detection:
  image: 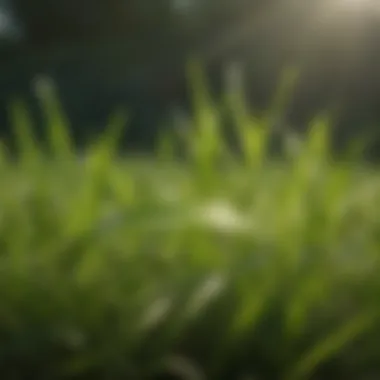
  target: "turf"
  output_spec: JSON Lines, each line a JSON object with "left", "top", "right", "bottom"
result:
{"left": 1, "top": 69, "right": 380, "bottom": 379}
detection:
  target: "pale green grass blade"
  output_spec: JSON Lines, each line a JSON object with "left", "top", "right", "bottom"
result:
{"left": 34, "top": 76, "right": 74, "bottom": 159}
{"left": 186, "top": 59, "right": 228, "bottom": 173}
{"left": 64, "top": 110, "right": 127, "bottom": 238}
{"left": 9, "top": 99, "right": 42, "bottom": 166}
{"left": 266, "top": 66, "right": 298, "bottom": 128}
{"left": 285, "top": 311, "right": 379, "bottom": 380}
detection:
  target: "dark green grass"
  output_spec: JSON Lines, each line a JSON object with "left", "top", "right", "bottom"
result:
{"left": 1, "top": 67, "right": 380, "bottom": 379}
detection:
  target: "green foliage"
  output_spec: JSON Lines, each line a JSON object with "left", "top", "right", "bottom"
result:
{"left": 1, "top": 73, "right": 380, "bottom": 379}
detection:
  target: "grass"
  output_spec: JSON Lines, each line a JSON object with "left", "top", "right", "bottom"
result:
{"left": 1, "top": 66, "right": 380, "bottom": 379}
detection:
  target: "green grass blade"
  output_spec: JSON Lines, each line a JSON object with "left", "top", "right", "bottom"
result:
{"left": 34, "top": 76, "right": 74, "bottom": 159}
{"left": 285, "top": 311, "right": 379, "bottom": 380}
{"left": 9, "top": 99, "right": 42, "bottom": 166}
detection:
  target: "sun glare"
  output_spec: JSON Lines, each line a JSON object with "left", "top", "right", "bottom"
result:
{"left": 315, "top": 0, "right": 379, "bottom": 30}
{"left": 334, "top": 0, "right": 380, "bottom": 12}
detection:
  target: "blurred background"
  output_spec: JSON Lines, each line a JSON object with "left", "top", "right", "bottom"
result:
{"left": 1, "top": 0, "right": 380, "bottom": 154}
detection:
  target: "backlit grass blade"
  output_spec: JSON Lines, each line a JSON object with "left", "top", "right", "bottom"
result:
{"left": 266, "top": 65, "right": 298, "bottom": 130}
{"left": 186, "top": 59, "right": 227, "bottom": 172}
{"left": 285, "top": 311, "right": 379, "bottom": 380}
{"left": 223, "top": 70, "right": 269, "bottom": 168}
{"left": 9, "top": 99, "right": 41, "bottom": 166}
{"left": 64, "top": 110, "right": 127, "bottom": 238}
{"left": 34, "top": 76, "right": 74, "bottom": 159}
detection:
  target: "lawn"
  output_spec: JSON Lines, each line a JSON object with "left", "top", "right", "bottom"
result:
{"left": 1, "top": 70, "right": 380, "bottom": 379}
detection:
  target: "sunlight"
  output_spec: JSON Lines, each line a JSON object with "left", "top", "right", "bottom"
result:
{"left": 308, "top": 0, "right": 379, "bottom": 38}
{"left": 341, "top": 0, "right": 377, "bottom": 7}
{"left": 310, "top": 0, "right": 380, "bottom": 25}
{"left": 300, "top": 0, "right": 379, "bottom": 72}
{"left": 330, "top": 0, "right": 380, "bottom": 14}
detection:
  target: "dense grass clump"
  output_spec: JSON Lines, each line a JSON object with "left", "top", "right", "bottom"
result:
{"left": 1, "top": 68, "right": 380, "bottom": 379}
